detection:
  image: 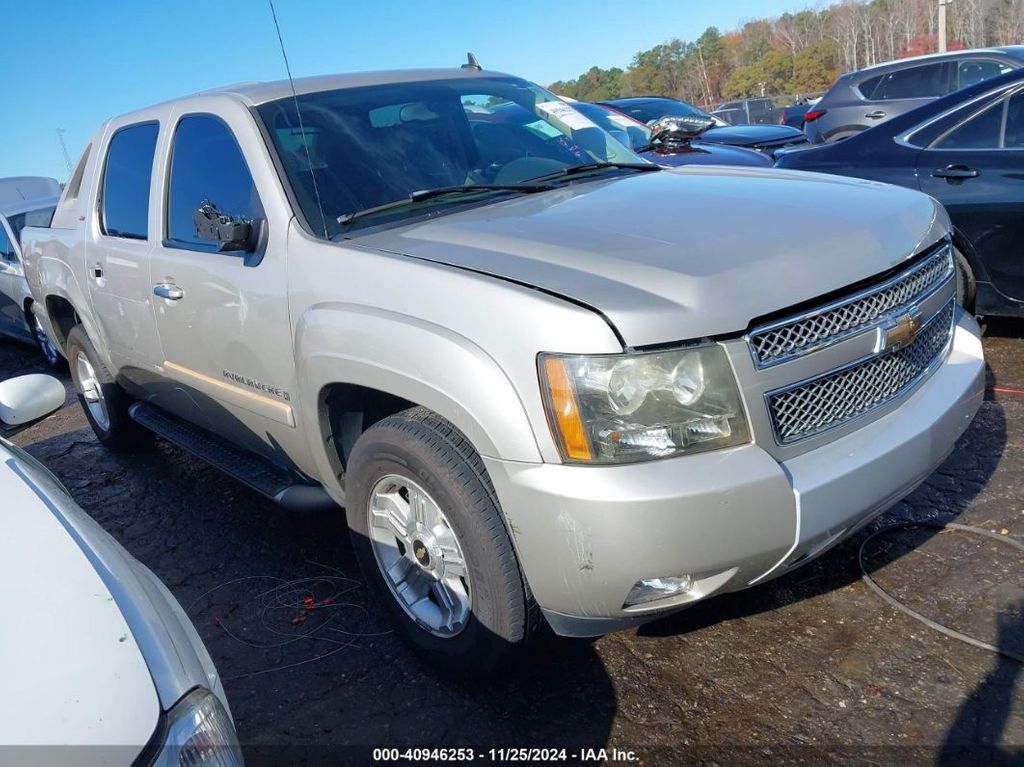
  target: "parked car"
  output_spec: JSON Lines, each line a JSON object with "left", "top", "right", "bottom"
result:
{"left": 598, "top": 96, "right": 808, "bottom": 156}
{"left": 571, "top": 102, "right": 771, "bottom": 167}
{"left": 805, "top": 46, "right": 1024, "bottom": 143}
{"left": 0, "top": 177, "right": 62, "bottom": 365}
{"left": 23, "top": 65, "right": 983, "bottom": 674}
{"left": 779, "top": 103, "right": 812, "bottom": 129}
{"left": 777, "top": 67, "right": 1024, "bottom": 318}
{"left": 712, "top": 97, "right": 777, "bottom": 125}
{"left": 0, "top": 374, "right": 242, "bottom": 764}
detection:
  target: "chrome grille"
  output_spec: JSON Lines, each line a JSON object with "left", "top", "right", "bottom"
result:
{"left": 748, "top": 244, "right": 953, "bottom": 368}
{"left": 766, "top": 301, "right": 954, "bottom": 444}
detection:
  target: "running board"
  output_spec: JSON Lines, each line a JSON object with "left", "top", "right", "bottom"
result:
{"left": 128, "top": 401, "right": 337, "bottom": 512}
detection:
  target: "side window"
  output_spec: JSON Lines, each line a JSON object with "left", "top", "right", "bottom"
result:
{"left": 0, "top": 224, "right": 14, "bottom": 262}
{"left": 166, "top": 115, "right": 263, "bottom": 250}
{"left": 102, "top": 123, "right": 159, "bottom": 239}
{"left": 934, "top": 100, "right": 1005, "bottom": 149}
{"left": 874, "top": 63, "right": 948, "bottom": 100}
{"left": 1005, "top": 90, "right": 1024, "bottom": 148}
{"left": 957, "top": 59, "right": 1013, "bottom": 89}
{"left": 857, "top": 74, "right": 884, "bottom": 99}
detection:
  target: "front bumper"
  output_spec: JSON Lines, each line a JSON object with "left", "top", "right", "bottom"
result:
{"left": 485, "top": 313, "right": 985, "bottom": 637}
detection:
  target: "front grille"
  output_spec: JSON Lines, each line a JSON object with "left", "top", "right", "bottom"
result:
{"left": 748, "top": 243, "right": 953, "bottom": 368}
{"left": 766, "top": 301, "right": 954, "bottom": 444}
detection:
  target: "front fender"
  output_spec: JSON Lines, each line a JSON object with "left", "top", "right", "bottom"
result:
{"left": 295, "top": 302, "right": 543, "bottom": 499}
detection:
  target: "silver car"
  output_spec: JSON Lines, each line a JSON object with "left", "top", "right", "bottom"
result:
{"left": 23, "top": 66, "right": 986, "bottom": 674}
{"left": 806, "top": 47, "right": 1024, "bottom": 143}
{"left": 0, "top": 177, "right": 62, "bottom": 365}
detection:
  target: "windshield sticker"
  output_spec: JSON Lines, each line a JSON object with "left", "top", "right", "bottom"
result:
{"left": 522, "top": 119, "right": 563, "bottom": 139}
{"left": 536, "top": 101, "right": 598, "bottom": 131}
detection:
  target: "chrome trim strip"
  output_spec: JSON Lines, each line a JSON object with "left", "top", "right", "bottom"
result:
{"left": 763, "top": 299, "right": 956, "bottom": 445}
{"left": 746, "top": 238, "right": 952, "bottom": 369}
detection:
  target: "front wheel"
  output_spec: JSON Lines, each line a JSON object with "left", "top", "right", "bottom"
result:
{"left": 953, "top": 246, "right": 976, "bottom": 314}
{"left": 345, "top": 407, "right": 537, "bottom": 675}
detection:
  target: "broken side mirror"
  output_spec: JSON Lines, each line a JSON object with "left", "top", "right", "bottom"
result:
{"left": 193, "top": 200, "right": 258, "bottom": 252}
{"left": 650, "top": 115, "right": 716, "bottom": 145}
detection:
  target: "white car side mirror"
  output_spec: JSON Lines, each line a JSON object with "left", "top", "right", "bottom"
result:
{"left": 0, "top": 374, "right": 65, "bottom": 426}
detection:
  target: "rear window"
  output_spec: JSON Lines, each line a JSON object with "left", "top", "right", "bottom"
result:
{"left": 873, "top": 63, "right": 949, "bottom": 101}
{"left": 856, "top": 74, "right": 884, "bottom": 99}
{"left": 101, "top": 122, "right": 159, "bottom": 240}
{"left": 7, "top": 206, "right": 56, "bottom": 245}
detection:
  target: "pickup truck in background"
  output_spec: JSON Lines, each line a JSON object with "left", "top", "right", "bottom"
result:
{"left": 0, "top": 177, "right": 62, "bottom": 365}
{"left": 711, "top": 97, "right": 777, "bottom": 125}
{"left": 22, "top": 65, "right": 985, "bottom": 674}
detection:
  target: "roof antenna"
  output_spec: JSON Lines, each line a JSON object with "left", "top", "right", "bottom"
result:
{"left": 462, "top": 52, "right": 481, "bottom": 71}
{"left": 267, "top": 0, "right": 329, "bottom": 238}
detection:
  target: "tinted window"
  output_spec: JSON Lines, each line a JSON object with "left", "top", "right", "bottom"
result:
{"left": 102, "top": 123, "right": 158, "bottom": 239}
{"left": 1005, "top": 90, "right": 1024, "bottom": 148}
{"left": 935, "top": 101, "right": 1004, "bottom": 149}
{"left": 857, "top": 74, "right": 884, "bottom": 99}
{"left": 957, "top": 59, "right": 1013, "bottom": 88}
{"left": 167, "top": 115, "right": 263, "bottom": 249}
{"left": 7, "top": 206, "right": 56, "bottom": 245}
{"left": 875, "top": 63, "right": 948, "bottom": 100}
{"left": 0, "top": 225, "right": 13, "bottom": 260}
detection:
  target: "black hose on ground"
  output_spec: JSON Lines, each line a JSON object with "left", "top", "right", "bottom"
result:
{"left": 858, "top": 521, "right": 1024, "bottom": 664}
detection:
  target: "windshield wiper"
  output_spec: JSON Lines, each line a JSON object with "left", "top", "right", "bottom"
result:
{"left": 524, "top": 162, "right": 661, "bottom": 184}
{"left": 336, "top": 184, "right": 553, "bottom": 228}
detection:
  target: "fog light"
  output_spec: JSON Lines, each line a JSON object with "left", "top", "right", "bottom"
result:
{"left": 623, "top": 575, "right": 695, "bottom": 608}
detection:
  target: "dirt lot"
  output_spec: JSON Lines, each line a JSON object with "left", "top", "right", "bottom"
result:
{"left": 3, "top": 325, "right": 1023, "bottom": 766}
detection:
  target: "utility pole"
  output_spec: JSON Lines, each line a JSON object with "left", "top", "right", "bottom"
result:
{"left": 55, "top": 128, "right": 73, "bottom": 174}
{"left": 938, "top": 0, "right": 951, "bottom": 53}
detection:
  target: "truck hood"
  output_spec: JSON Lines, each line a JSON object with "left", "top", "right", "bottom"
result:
{"left": 0, "top": 444, "right": 158, "bottom": 757}
{"left": 356, "top": 167, "right": 947, "bottom": 347}
{"left": 701, "top": 124, "right": 806, "bottom": 147}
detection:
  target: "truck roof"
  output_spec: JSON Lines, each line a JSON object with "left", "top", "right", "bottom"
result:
{"left": 196, "top": 67, "right": 514, "bottom": 107}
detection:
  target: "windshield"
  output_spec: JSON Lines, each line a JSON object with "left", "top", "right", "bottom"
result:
{"left": 257, "top": 76, "right": 643, "bottom": 236}
{"left": 609, "top": 100, "right": 715, "bottom": 126}
{"left": 7, "top": 205, "right": 56, "bottom": 245}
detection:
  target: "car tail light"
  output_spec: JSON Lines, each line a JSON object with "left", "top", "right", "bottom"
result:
{"left": 804, "top": 109, "right": 827, "bottom": 123}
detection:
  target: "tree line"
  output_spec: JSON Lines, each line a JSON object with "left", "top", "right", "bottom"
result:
{"left": 548, "top": 0, "right": 1024, "bottom": 107}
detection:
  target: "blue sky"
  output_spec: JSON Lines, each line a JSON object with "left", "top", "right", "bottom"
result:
{"left": 3, "top": 0, "right": 797, "bottom": 180}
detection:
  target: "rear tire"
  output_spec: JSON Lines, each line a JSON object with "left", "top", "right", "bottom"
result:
{"left": 345, "top": 407, "right": 537, "bottom": 676}
{"left": 66, "top": 325, "right": 153, "bottom": 451}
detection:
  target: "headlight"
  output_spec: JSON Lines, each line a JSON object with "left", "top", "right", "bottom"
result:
{"left": 539, "top": 345, "right": 750, "bottom": 464}
{"left": 151, "top": 689, "right": 243, "bottom": 767}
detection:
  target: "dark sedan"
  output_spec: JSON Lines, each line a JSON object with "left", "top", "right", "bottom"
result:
{"left": 776, "top": 68, "right": 1024, "bottom": 317}
{"left": 570, "top": 102, "right": 771, "bottom": 167}
{"left": 598, "top": 97, "right": 808, "bottom": 157}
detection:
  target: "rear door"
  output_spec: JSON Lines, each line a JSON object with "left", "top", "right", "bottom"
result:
{"left": 88, "top": 121, "right": 165, "bottom": 374}
{"left": 866, "top": 61, "right": 952, "bottom": 125}
{"left": 0, "top": 219, "right": 22, "bottom": 337}
{"left": 148, "top": 109, "right": 297, "bottom": 461}
{"left": 917, "top": 86, "right": 1024, "bottom": 302}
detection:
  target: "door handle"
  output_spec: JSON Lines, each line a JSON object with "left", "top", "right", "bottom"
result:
{"left": 153, "top": 282, "right": 184, "bottom": 301}
{"left": 932, "top": 164, "right": 980, "bottom": 181}
{"left": 91, "top": 264, "right": 103, "bottom": 280}
{"left": 865, "top": 110, "right": 886, "bottom": 119}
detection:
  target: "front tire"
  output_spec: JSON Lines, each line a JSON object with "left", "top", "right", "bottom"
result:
{"left": 345, "top": 407, "right": 536, "bottom": 675}
{"left": 954, "top": 246, "right": 976, "bottom": 314}
{"left": 66, "top": 325, "right": 153, "bottom": 451}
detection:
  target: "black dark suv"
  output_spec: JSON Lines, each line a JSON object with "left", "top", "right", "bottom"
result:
{"left": 805, "top": 46, "right": 1024, "bottom": 143}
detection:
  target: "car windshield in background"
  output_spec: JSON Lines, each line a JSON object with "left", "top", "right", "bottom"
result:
{"left": 610, "top": 100, "right": 715, "bottom": 125}
{"left": 257, "top": 77, "right": 643, "bottom": 236}
{"left": 7, "top": 205, "right": 56, "bottom": 245}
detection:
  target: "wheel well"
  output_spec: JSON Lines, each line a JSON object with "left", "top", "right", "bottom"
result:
{"left": 321, "top": 383, "right": 416, "bottom": 472}
{"left": 44, "top": 295, "right": 78, "bottom": 352}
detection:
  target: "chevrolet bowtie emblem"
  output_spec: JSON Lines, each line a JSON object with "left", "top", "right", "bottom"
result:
{"left": 878, "top": 307, "right": 923, "bottom": 354}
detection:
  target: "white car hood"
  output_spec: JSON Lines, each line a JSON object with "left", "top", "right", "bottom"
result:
{"left": 357, "top": 166, "right": 948, "bottom": 347}
{"left": 0, "top": 448, "right": 158, "bottom": 757}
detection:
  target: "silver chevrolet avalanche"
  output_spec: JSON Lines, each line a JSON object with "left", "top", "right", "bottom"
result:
{"left": 22, "top": 66, "right": 985, "bottom": 674}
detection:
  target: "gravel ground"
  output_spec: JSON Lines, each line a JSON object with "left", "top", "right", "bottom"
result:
{"left": 3, "top": 325, "right": 1023, "bottom": 766}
